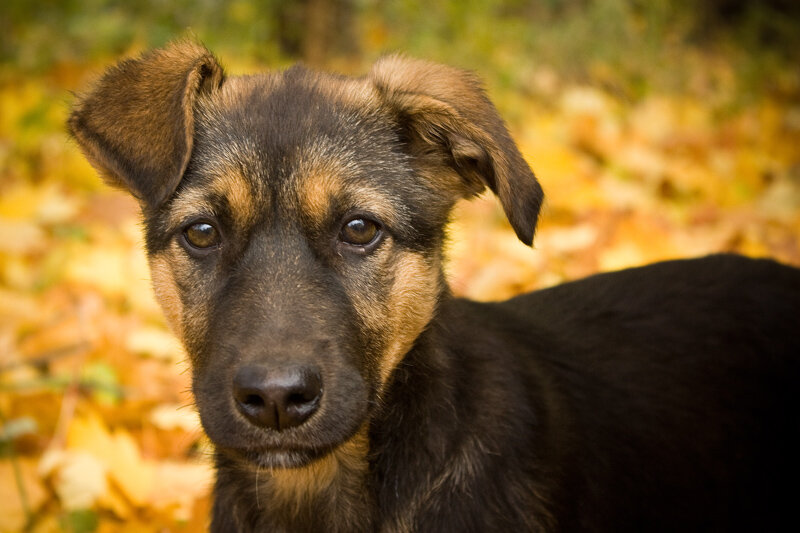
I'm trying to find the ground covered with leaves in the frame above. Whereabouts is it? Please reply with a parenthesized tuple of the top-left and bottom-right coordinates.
(2, 5, 800, 532)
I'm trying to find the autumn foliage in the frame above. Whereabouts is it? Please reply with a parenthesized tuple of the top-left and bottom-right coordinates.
(2, 2, 799, 531)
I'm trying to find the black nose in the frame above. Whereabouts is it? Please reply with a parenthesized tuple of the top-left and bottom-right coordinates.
(232, 365, 322, 431)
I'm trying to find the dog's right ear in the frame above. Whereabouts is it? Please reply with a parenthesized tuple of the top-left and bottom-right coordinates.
(68, 41, 224, 209)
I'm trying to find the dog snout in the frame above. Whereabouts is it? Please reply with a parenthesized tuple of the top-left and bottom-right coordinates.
(233, 364, 322, 431)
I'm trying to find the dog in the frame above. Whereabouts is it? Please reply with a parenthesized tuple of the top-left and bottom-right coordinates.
(68, 41, 800, 532)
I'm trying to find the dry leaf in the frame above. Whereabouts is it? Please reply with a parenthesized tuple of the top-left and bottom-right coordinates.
(39, 449, 108, 510)
(66, 412, 155, 508)
(0, 459, 48, 532)
(125, 327, 183, 362)
(150, 404, 201, 432)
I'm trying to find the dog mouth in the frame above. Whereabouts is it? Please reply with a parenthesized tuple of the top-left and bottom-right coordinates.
(220, 443, 335, 469)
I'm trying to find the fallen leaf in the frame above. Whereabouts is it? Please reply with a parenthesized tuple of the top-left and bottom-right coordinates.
(150, 404, 201, 432)
(125, 326, 183, 362)
(149, 460, 214, 521)
(39, 449, 108, 511)
(66, 412, 155, 508)
(0, 218, 46, 254)
(0, 458, 48, 532)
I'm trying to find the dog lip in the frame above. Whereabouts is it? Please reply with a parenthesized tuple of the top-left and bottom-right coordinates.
(221, 443, 333, 469)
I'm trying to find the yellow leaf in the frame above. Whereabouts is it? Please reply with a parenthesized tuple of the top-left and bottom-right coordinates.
(0, 218, 46, 254)
(66, 413, 155, 508)
(598, 242, 646, 272)
(150, 404, 201, 432)
(617, 143, 666, 182)
(150, 461, 214, 521)
(63, 243, 129, 294)
(125, 326, 184, 362)
(97, 484, 132, 519)
(0, 288, 39, 322)
(39, 449, 108, 511)
(0, 459, 48, 532)
(35, 185, 82, 224)
(560, 86, 614, 119)
(0, 183, 80, 224)
(536, 224, 598, 254)
(106, 430, 155, 508)
(629, 96, 679, 145)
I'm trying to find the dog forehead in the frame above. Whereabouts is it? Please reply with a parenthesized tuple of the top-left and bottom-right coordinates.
(189, 70, 419, 217)
(197, 67, 379, 143)
(194, 70, 394, 179)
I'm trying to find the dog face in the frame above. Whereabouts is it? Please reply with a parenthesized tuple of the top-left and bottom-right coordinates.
(146, 71, 451, 467)
(69, 42, 542, 470)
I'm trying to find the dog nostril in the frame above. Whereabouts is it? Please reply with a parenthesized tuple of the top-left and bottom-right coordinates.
(232, 365, 322, 431)
(243, 394, 265, 408)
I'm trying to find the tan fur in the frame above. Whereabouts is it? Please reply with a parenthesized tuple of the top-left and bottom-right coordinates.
(168, 186, 217, 228)
(294, 154, 402, 231)
(268, 428, 369, 502)
(379, 252, 440, 385)
(149, 255, 184, 338)
(316, 76, 378, 109)
(209, 169, 257, 227)
(165, 167, 256, 231)
(296, 165, 345, 223)
(342, 245, 440, 388)
(150, 246, 215, 358)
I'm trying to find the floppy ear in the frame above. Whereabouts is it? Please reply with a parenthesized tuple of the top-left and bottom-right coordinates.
(68, 41, 224, 209)
(369, 55, 543, 246)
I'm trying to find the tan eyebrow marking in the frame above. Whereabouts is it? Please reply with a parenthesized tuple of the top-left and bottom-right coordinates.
(295, 149, 403, 231)
(168, 167, 257, 229)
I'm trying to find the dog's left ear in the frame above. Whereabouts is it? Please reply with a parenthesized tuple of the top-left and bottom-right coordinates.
(68, 41, 224, 210)
(370, 55, 543, 245)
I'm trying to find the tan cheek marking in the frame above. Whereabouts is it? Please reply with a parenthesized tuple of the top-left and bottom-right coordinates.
(268, 428, 369, 502)
(149, 249, 211, 353)
(378, 252, 440, 385)
(148, 255, 184, 339)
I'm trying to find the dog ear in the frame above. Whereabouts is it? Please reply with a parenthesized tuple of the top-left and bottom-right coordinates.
(370, 55, 543, 246)
(68, 41, 224, 209)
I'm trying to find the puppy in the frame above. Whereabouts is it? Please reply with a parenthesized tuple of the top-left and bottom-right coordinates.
(68, 41, 800, 532)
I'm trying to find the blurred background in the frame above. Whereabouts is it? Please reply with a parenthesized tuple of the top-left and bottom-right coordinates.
(1, 1, 799, 531)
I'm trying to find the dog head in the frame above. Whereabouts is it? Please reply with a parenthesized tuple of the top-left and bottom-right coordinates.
(69, 42, 542, 469)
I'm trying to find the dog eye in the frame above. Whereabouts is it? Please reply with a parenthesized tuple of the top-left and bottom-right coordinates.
(183, 221, 221, 249)
(340, 217, 380, 247)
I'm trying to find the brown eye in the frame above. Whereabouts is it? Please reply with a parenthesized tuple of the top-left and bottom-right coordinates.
(184, 222, 220, 249)
(340, 218, 379, 246)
